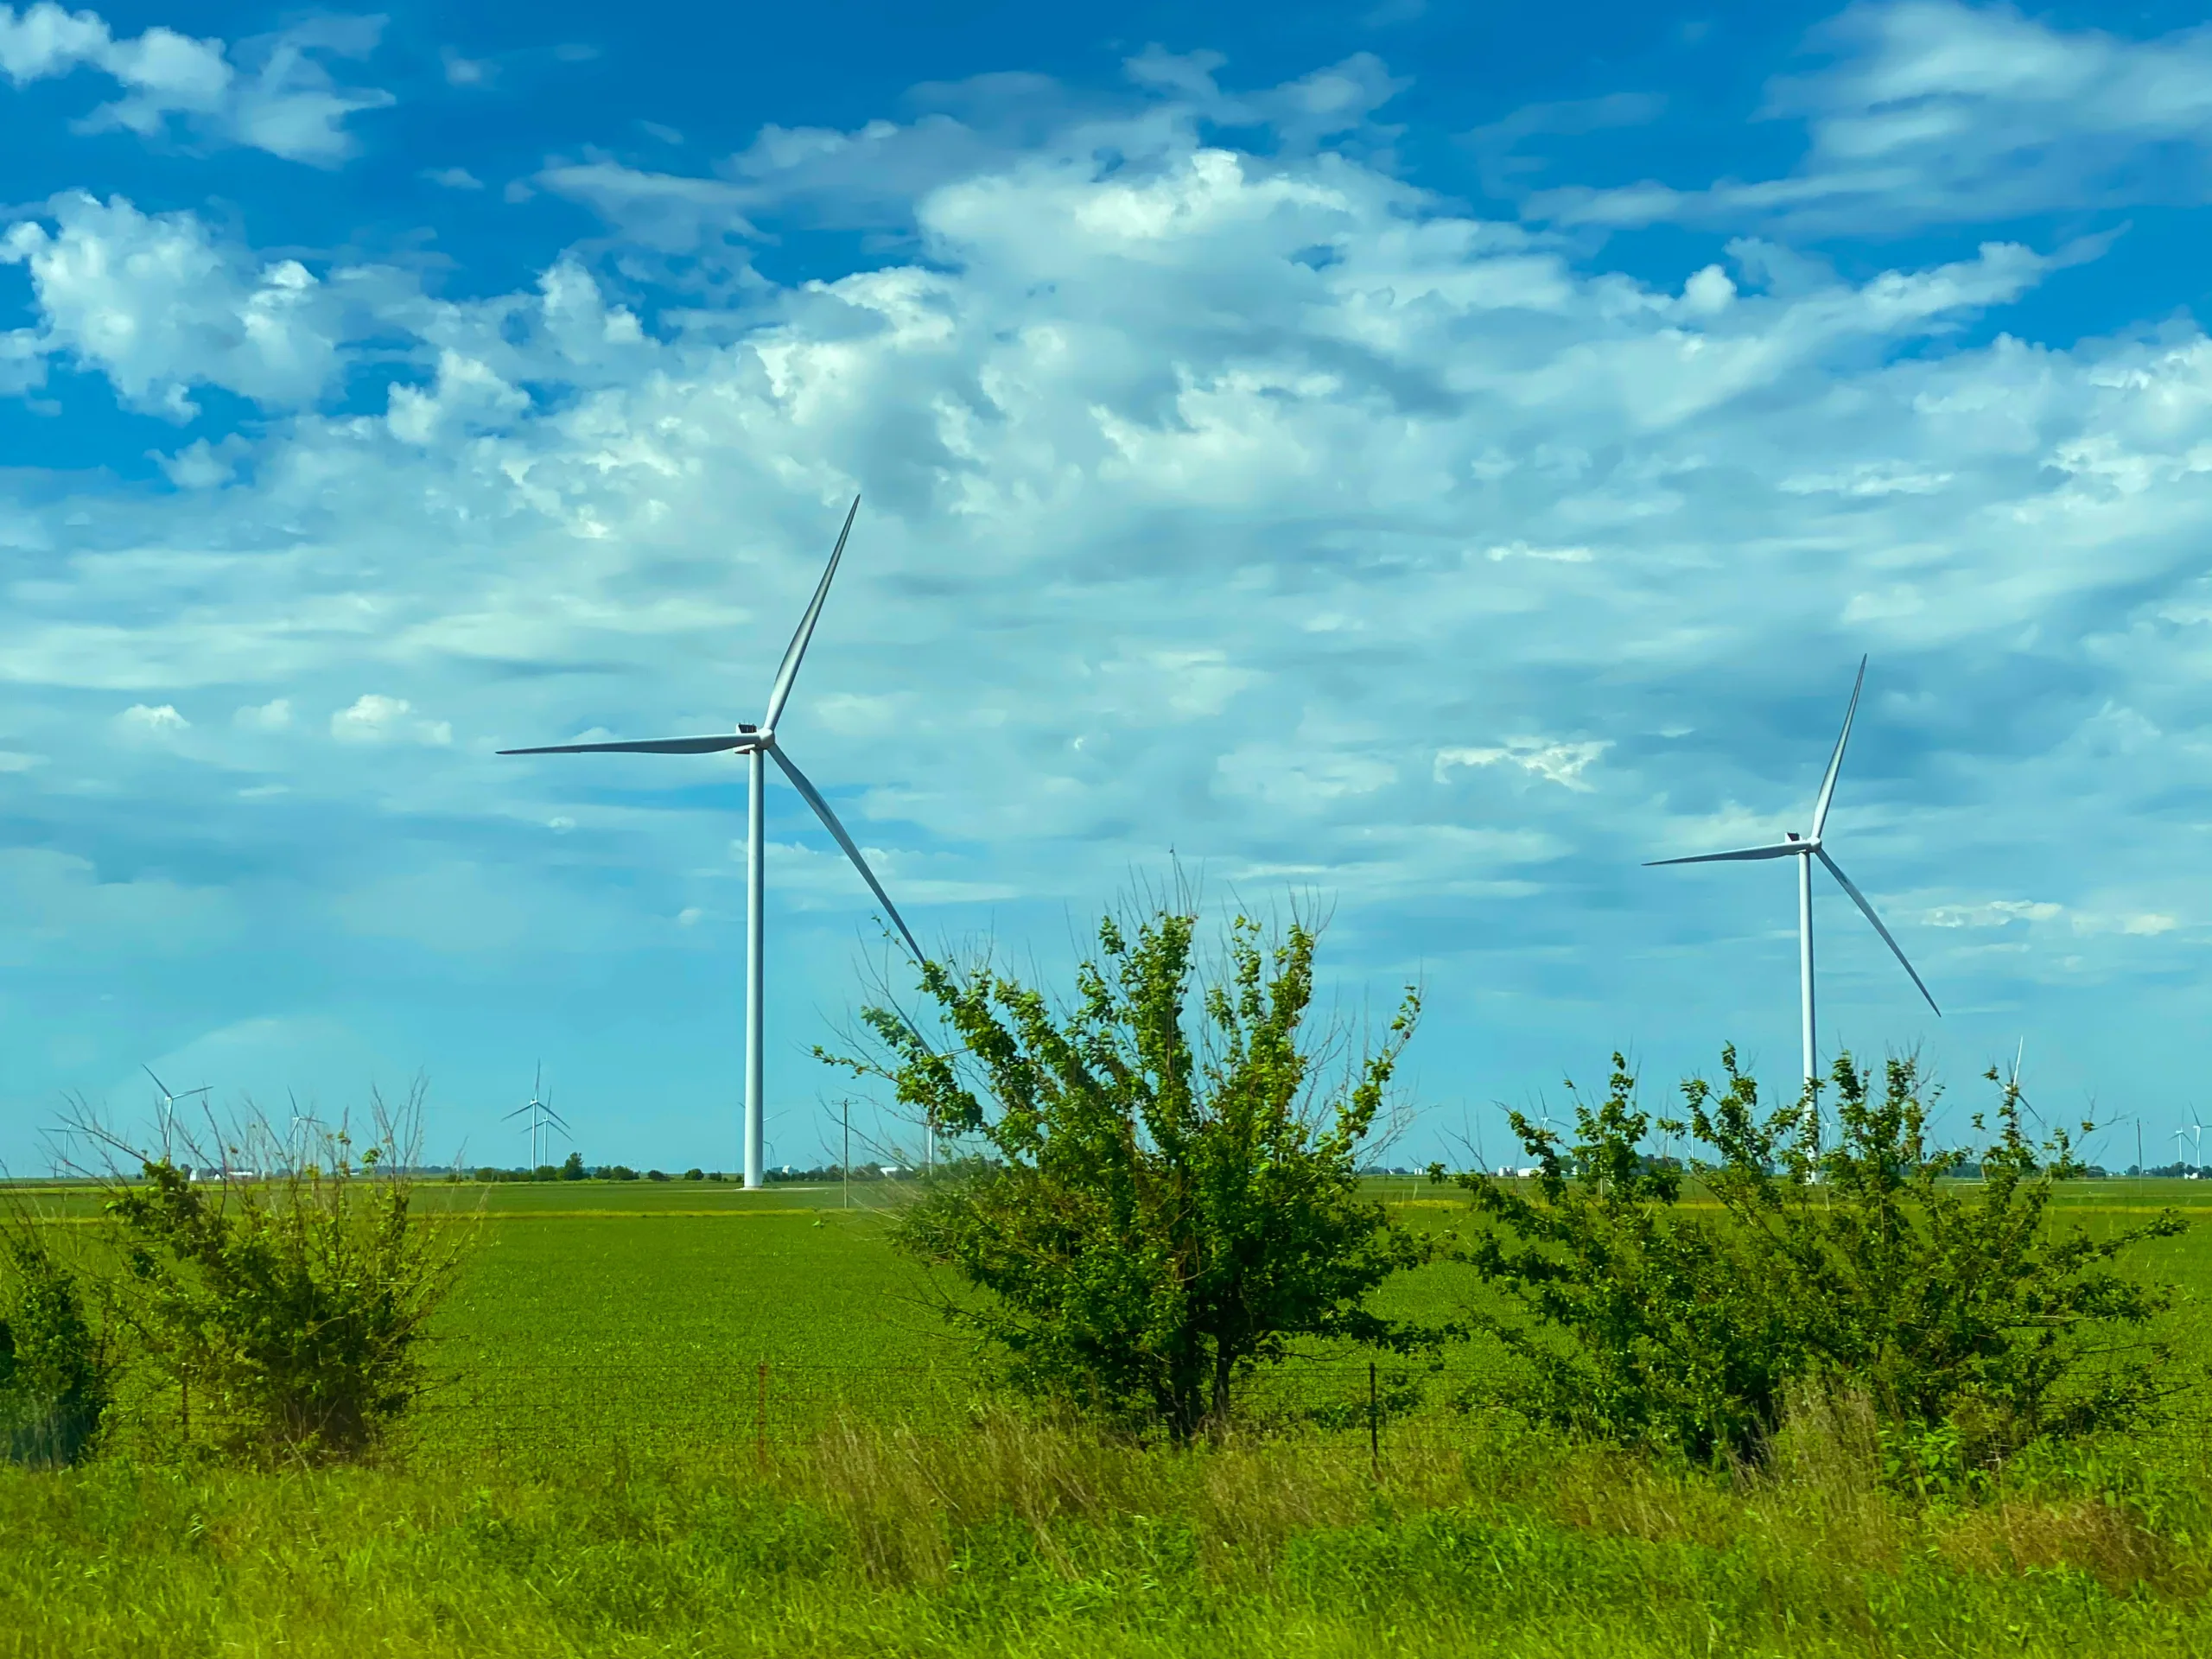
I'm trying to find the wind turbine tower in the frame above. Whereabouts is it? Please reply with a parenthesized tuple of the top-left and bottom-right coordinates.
(144, 1066, 211, 1161)
(501, 498, 921, 1190)
(1648, 658, 1940, 1103)
(505, 1064, 569, 1172)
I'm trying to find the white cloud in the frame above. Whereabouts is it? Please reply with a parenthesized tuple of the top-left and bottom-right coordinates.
(1483, 541, 1594, 563)
(156, 435, 247, 487)
(1919, 899, 2063, 928)
(330, 696, 450, 747)
(385, 350, 531, 444)
(8, 40, 2212, 1167)
(233, 697, 291, 732)
(1, 193, 344, 415)
(423, 165, 483, 190)
(0, 3, 391, 164)
(440, 48, 489, 87)
(116, 702, 188, 738)
(1525, 0, 2212, 234)
(1436, 740, 1611, 790)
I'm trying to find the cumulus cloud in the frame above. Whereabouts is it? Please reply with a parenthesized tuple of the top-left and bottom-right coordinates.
(115, 702, 188, 737)
(0, 3, 391, 164)
(6, 35, 2212, 1165)
(0, 193, 345, 414)
(331, 696, 451, 747)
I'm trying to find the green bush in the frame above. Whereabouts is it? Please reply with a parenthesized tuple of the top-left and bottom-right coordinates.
(103, 1108, 473, 1464)
(1451, 1047, 2184, 1472)
(0, 1230, 110, 1467)
(828, 901, 1441, 1441)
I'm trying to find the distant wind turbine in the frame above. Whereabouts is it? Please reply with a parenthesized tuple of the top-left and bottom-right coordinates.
(504, 1064, 569, 1172)
(501, 498, 920, 1191)
(1648, 658, 1940, 1103)
(144, 1066, 210, 1160)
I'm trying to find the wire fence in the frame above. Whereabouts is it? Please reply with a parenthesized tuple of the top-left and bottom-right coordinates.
(411, 1356, 1455, 1460)
(141, 1355, 1468, 1465)
(115, 1351, 2212, 1475)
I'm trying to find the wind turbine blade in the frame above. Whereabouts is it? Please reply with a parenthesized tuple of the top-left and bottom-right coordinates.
(541, 1107, 571, 1134)
(178, 1085, 211, 1101)
(499, 734, 760, 756)
(769, 744, 924, 962)
(1815, 848, 1940, 1016)
(1809, 656, 1867, 842)
(761, 496, 861, 733)
(503, 1103, 537, 1122)
(144, 1065, 172, 1098)
(1645, 843, 1801, 867)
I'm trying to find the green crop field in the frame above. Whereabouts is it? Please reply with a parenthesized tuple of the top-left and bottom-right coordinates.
(11, 1173, 2212, 1657)
(20, 1173, 2212, 1459)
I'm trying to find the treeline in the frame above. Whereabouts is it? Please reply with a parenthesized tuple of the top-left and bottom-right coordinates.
(460, 1157, 912, 1184)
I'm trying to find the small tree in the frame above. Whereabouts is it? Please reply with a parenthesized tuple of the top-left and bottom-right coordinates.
(559, 1152, 586, 1182)
(0, 1228, 111, 1467)
(825, 901, 1440, 1442)
(87, 1085, 473, 1464)
(1452, 1047, 2185, 1471)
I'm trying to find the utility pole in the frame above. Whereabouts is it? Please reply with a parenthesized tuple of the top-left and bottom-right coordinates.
(842, 1101, 850, 1211)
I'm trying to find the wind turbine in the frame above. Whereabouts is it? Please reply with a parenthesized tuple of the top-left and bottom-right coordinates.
(287, 1108, 325, 1173)
(144, 1066, 210, 1161)
(500, 497, 921, 1190)
(1647, 658, 1939, 1104)
(504, 1064, 569, 1173)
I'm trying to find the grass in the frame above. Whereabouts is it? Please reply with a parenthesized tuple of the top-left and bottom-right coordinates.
(7, 1403, 2212, 1656)
(6, 1173, 2212, 1655)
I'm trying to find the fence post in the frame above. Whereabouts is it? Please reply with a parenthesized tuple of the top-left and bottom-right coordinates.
(756, 1361, 769, 1475)
(1368, 1360, 1379, 1479)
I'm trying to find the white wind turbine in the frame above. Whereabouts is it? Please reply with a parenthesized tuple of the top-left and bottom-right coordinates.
(504, 1064, 569, 1173)
(144, 1066, 211, 1161)
(1648, 657, 1939, 1103)
(501, 497, 921, 1190)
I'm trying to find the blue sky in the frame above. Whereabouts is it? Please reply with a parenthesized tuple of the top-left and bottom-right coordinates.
(3, 0, 2211, 1176)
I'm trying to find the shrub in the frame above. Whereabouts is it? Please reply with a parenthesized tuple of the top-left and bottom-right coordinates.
(827, 900, 1441, 1442)
(97, 1092, 474, 1464)
(647, 1169, 671, 1182)
(683, 1168, 704, 1181)
(0, 1230, 111, 1467)
(559, 1153, 586, 1182)
(1451, 1048, 2184, 1472)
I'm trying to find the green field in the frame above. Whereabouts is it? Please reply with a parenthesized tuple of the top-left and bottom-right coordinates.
(8, 1174, 2212, 1656)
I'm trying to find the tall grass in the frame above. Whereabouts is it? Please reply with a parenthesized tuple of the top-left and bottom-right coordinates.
(3, 1396, 2209, 1657)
